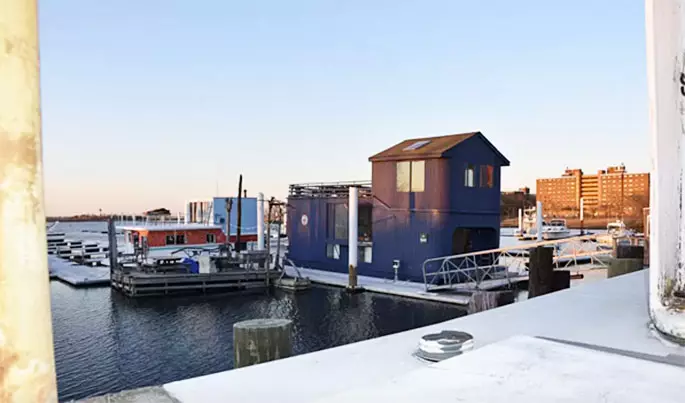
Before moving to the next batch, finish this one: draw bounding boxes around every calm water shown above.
[51,282,464,401]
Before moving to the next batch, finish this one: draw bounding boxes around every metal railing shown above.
[288,180,372,198]
[422,234,615,292]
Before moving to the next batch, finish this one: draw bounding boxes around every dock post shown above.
[233,319,293,368]
[348,186,359,291]
[236,175,243,251]
[646,0,685,341]
[535,201,543,241]
[0,1,58,399]
[257,192,265,250]
[517,208,522,234]
[528,246,554,298]
[579,197,584,235]
[107,218,118,271]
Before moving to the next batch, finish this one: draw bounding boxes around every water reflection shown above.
[51,283,463,401]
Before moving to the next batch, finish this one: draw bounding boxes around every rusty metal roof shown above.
[368,131,509,165]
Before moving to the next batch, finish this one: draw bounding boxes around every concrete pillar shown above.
[645,0,685,341]
[257,192,265,250]
[233,319,292,368]
[528,246,554,298]
[0,1,58,400]
[536,201,543,241]
[348,186,359,290]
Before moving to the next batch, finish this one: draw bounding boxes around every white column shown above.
[185,201,190,224]
[0,1,58,400]
[536,201,543,242]
[646,0,685,341]
[348,187,359,270]
[257,192,265,250]
[517,208,523,233]
[580,198,584,221]
[177,211,181,224]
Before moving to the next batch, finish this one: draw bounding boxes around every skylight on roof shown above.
[403,140,431,151]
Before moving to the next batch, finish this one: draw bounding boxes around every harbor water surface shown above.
[52,281,464,401]
[49,223,550,401]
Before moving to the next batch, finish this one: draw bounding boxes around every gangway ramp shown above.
[422,234,613,292]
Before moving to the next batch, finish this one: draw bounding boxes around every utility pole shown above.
[0,1,58,399]
[236,174,243,251]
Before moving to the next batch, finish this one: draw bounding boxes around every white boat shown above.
[542,219,571,240]
[598,220,635,245]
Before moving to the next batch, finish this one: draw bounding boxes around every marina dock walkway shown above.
[283,265,524,305]
[48,255,110,286]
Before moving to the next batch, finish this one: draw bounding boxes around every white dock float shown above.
[158,270,684,403]
[283,266,476,305]
[48,255,110,286]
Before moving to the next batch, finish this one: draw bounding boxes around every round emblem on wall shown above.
[301,214,309,226]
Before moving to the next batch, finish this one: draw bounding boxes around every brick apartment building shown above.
[536,165,649,218]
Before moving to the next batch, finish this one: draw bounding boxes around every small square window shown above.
[206,233,216,243]
[165,235,175,245]
[175,234,186,244]
[326,244,340,260]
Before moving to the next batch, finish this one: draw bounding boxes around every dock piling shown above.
[528,246,554,298]
[0,1,58,399]
[535,201,543,241]
[236,175,243,251]
[107,218,118,271]
[233,319,293,368]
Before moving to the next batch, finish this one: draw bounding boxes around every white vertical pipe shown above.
[348,187,359,269]
[185,201,190,224]
[517,208,523,232]
[646,0,685,340]
[177,212,181,224]
[580,198,584,221]
[536,201,543,241]
[0,0,58,399]
[257,192,265,250]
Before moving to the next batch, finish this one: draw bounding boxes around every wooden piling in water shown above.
[467,290,515,314]
[528,246,554,298]
[233,319,293,368]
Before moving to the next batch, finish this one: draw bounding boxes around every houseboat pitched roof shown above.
[368,131,510,166]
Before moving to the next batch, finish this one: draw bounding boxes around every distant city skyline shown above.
[40,0,649,215]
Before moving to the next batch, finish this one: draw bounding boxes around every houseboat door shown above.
[452,228,472,255]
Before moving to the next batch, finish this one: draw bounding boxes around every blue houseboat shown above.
[286,132,509,282]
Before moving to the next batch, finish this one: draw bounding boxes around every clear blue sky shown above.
[39,0,649,216]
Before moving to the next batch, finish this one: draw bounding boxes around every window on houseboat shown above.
[175,234,186,244]
[397,160,425,192]
[334,204,348,239]
[396,161,410,192]
[165,235,175,245]
[410,160,425,192]
[480,165,494,188]
[326,244,340,259]
[464,164,475,187]
[206,233,216,243]
[358,204,373,242]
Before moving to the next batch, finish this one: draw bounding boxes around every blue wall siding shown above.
[371,205,500,282]
[212,197,258,235]
[444,136,503,214]
[287,198,375,276]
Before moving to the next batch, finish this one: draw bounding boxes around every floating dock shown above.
[48,255,110,286]
[282,265,525,305]
[110,268,280,297]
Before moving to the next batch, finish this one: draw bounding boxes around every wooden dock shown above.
[110,269,280,297]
